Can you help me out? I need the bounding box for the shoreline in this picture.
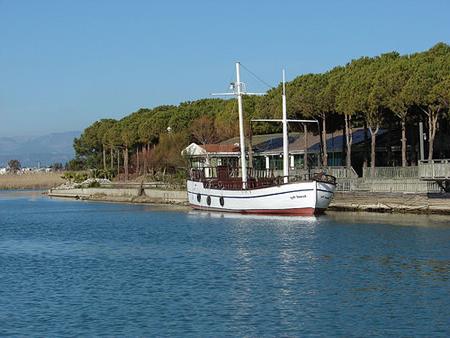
[0,173,64,190]
[47,192,190,210]
[46,187,450,216]
[328,191,450,215]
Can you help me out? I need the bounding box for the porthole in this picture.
[219,196,225,207]
[206,196,211,206]
[197,193,201,202]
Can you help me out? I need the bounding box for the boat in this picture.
[186,62,336,215]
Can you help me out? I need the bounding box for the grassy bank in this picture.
[0,173,64,190]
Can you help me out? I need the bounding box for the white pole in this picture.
[282,69,289,183]
[236,62,247,189]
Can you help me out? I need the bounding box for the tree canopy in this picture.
[71,42,450,176]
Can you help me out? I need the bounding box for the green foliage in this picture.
[66,158,85,171]
[90,168,113,180]
[151,131,190,171]
[87,181,101,188]
[72,42,450,171]
[50,162,64,171]
[62,172,89,183]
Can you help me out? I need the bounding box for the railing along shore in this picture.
[418,159,450,179]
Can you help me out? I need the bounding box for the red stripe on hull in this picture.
[190,204,324,216]
[241,208,315,216]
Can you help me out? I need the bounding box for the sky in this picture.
[0,0,449,137]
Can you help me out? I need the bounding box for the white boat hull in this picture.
[187,180,335,216]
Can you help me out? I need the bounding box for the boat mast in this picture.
[236,62,248,189]
[212,62,265,189]
[282,70,289,183]
[252,68,319,183]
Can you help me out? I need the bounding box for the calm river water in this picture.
[0,191,449,336]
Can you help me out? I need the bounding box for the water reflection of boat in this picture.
[187,210,318,223]
[186,62,336,216]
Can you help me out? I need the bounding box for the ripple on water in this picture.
[0,192,449,336]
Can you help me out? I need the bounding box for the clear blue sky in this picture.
[1,0,449,137]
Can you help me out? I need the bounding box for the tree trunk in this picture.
[136,146,140,175]
[401,119,407,167]
[386,120,392,166]
[369,125,379,175]
[363,121,369,168]
[110,147,114,171]
[102,145,106,171]
[345,114,353,169]
[143,144,147,175]
[123,147,129,181]
[322,116,328,167]
[117,149,120,178]
[427,108,439,161]
[303,124,308,170]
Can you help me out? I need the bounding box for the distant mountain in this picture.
[0,131,80,167]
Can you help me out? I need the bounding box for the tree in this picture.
[138,118,158,175]
[120,122,138,181]
[377,56,413,166]
[73,120,104,169]
[50,162,64,171]
[97,119,117,171]
[152,131,190,174]
[104,122,122,174]
[191,116,217,145]
[367,52,400,170]
[8,159,21,173]
[65,158,84,171]
[71,42,450,175]
[214,99,243,139]
[341,57,375,169]
[405,43,450,160]
[323,67,348,167]
[290,73,329,166]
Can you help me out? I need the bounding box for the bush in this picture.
[90,168,114,180]
[62,172,89,183]
[87,181,101,188]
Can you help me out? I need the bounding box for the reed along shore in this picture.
[0,173,64,190]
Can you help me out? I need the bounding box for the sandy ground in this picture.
[0,173,64,190]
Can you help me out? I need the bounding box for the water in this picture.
[1,191,449,336]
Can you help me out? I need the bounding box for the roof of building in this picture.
[184,128,387,157]
[219,128,385,154]
[203,144,240,153]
